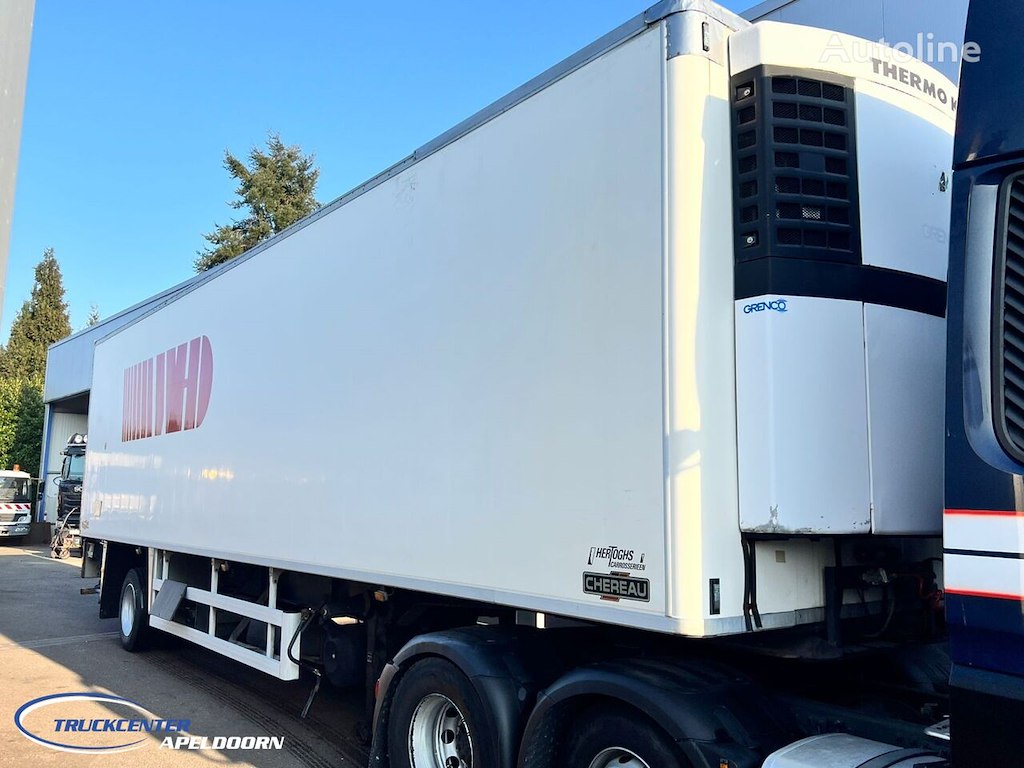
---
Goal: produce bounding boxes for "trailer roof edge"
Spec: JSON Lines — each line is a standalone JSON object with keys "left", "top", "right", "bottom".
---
{"left": 85, "top": 1, "right": 749, "bottom": 345}
{"left": 645, "top": 0, "right": 750, "bottom": 30}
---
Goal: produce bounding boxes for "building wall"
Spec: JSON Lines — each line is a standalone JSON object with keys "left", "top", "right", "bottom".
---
{"left": 0, "top": 0, "right": 34, "bottom": 322}
{"left": 744, "top": 0, "right": 970, "bottom": 83}
{"left": 44, "top": 277, "right": 202, "bottom": 403}
{"left": 41, "top": 279, "right": 197, "bottom": 521}
{"left": 46, "top": 303, "right": 163, "bottom": 403}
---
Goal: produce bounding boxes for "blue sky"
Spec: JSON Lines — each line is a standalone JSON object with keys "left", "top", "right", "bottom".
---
{"left": 4, "top": 0, "right": 751, "bottom": 338}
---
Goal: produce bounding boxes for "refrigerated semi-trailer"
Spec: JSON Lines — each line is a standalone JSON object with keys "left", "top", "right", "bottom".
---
{"left": 75, "top": 1, "right": 967, "bottom": 766}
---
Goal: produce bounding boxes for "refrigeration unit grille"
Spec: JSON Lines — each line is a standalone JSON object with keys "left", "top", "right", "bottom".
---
{"left": 995, "top": 173, "right": 1024, "bottom": 462}
{"left": 731, "top": 70, "right": 861, "bottom": 265}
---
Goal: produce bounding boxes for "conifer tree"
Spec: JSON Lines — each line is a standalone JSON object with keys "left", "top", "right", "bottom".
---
{"left": 0, "top": 249, "right": 72, "bottom": 380}
{"left": 196, "top": 133, "right": 320, "bottom": 271}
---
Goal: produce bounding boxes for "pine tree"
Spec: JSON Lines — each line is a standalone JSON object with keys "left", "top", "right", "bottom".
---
{"left": 85, "top": 304, "right": 101, "bottom": 327}
{"left": 196, "top": 133, "right": 320, "bottom": 271}
{"left": 9, "top": 376, "right": 43, "bottom": 476}
{"left": 0, "top": 249, "right": 72, "bottom": 380}
{"left": 0, "top": 378, "right": 20, "bottom": 470}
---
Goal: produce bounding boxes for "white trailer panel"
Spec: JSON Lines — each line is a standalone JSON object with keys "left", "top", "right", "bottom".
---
{"left": 736, "top": 295, "right": 872, "bottom": 535}
{"left": 82, "top": 7, "right": 956, "bottom": 639}
{"left": 86, "top": 23, "right": 676, "bottom": 630}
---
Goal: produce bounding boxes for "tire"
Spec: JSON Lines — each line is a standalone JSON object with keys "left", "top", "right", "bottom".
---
{"left": 387, "top": 657, "right": 499, "bottom": 768}
{"left": 563, "top": 706, "right": 689, "bottom": 768}
{"left": 118, "top": 568, "right": 150, "bottom": 652}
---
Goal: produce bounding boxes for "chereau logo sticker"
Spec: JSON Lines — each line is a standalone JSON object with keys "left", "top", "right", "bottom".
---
{"left": 122, "top": 336, "right": 213, "bottom": 442}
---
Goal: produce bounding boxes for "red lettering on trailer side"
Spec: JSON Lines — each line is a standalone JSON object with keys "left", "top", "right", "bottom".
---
{"left": 121, "top": 336, "right": 214, "bottom": 442}
{"left": 164, "top": 342, "right": 188, "bottom": 433}
{"left": 154, "top": 351, "right": 166, "bottom": 437}
{"left": 122, "top": 369, "right": 129, "bottom": 441}
{"left": 143, "top": 357, "right": 154, "bottom": 439}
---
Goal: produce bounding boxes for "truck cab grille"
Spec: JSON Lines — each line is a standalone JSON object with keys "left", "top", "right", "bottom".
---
{"left": 995, "top": 173, "right": 1024, "bottom": 461}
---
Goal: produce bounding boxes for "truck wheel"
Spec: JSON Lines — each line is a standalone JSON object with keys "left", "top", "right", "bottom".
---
{"left": 119, "top": 568, "right": 150, "bottom": 652}
{"left": 387, "top": 657, "right": 498, "bottom": 768}
{"left": 563, "top": 706, "right": 688, "bottom": 768}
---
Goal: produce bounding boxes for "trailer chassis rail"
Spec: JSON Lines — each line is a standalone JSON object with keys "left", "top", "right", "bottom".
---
{"left": 148, "top": 549, "right": 302, "bottom": 680}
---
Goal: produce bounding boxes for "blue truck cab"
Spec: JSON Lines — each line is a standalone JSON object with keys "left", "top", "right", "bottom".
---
{"left": 945, "top": 1, "right": 1024, "bottom": 763}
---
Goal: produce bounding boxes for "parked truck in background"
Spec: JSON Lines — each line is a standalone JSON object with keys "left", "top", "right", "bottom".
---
{"left": 73, "top": 0, "right": 992, "bottom": 765}
{"left": 54, "top": 432, "right": 85, "bottom": 524}
{"left": 0, "top": 469, "right": 32, "bottom": 542}
{"left": 50, "top": 433, "right": 86, "bottom": 558}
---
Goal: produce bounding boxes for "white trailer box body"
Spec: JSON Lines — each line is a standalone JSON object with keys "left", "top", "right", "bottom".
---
{"left": 83, "top": 3, "right": 955, "bottom": 638}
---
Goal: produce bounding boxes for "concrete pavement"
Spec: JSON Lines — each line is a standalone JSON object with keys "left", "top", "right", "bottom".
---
{"left": 0, "top": 544, "right": 368, "bottom": 768}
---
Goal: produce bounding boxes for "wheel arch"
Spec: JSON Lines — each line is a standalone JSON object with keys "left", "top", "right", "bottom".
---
{"left": 369, "top": 626, "right": 558, "bottom": 768}
{"left": 99, "top": 541, "right": 147, "bottom": 620}
{"left": 517, "top": 658, "right": 795, "bottom": 768}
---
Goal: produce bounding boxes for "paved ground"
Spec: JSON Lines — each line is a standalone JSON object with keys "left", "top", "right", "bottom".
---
{"left": 0, "top": 543, "right": 369, "bottom": 768}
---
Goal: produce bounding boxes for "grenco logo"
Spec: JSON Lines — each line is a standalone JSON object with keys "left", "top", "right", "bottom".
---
{"left": 123, "top": 335, "right": 213, "bottom": 442}
{"left": 743, "top": 299, "right": 788, "bottom": 314}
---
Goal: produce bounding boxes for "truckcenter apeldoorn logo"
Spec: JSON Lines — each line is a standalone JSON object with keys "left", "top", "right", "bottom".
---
{"left": 15, "top": 692, "right": 184, "bottom": 754}
{"left": 122, "top": 334, "right": 213, "bottom": 442}
{"left": 14, "top": 692, "right": 283, "bottom": 754}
